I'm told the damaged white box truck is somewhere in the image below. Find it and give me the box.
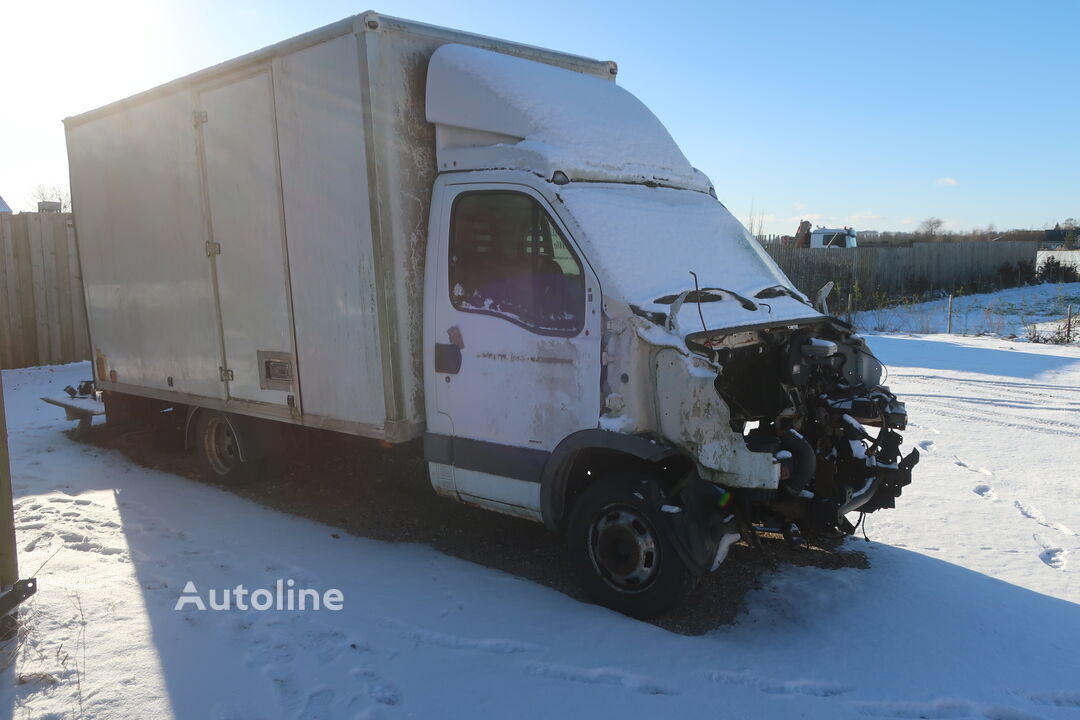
[63,12,918,618]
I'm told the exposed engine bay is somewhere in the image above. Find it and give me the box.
[687,318,920,541]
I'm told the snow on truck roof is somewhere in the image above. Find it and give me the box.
[426,44,710,191]
[63,12,612,128]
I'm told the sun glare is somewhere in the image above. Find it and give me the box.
[1,1,171,209]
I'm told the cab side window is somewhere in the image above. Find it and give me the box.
[449,191,585,335]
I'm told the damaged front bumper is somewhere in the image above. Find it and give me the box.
[664,317,922,542]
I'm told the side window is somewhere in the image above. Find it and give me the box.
[449,191,585,335]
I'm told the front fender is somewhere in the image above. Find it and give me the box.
[540,429,678,531]
[654,348,780,489]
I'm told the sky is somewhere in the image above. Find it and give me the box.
[1,0,1077,235]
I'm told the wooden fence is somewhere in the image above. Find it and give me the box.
[761,240,1038,307]
[0,211,1047,368]
[0,212,91,369]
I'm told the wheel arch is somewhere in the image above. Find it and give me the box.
[183,406,201,452]
[185,407,248,463]
[540,429,686,531]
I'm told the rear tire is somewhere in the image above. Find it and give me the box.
[194,411,262,485]
[566,473,698,619]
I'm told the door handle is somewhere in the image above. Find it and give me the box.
[434,343,462,374]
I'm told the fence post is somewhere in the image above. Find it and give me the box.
[1068,305,1073,343]
[947,294,954,334]
[0,362,18,589]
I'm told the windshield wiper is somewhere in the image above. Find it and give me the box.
[755,284,812,306]
[653,290,722,304]
[654,287,758,312]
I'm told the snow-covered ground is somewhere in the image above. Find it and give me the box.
[2,290,1079,718]
[853,281,1080,341]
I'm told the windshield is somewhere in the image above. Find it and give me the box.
[557,184,799,308]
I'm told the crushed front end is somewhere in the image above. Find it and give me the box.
[687,317,920,540]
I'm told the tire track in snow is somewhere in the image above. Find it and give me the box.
[706,670,853,697]
[901,389,1080,411]
[910,403,1080,440]
[399,626,536,654]
[894,373,1080,393]
[1021,689,1080,708]
[898,371,1080,412]
[896,373,1080,415]
[528,662,675,695]
[853,697,1043,719]
[917,394,1080,431]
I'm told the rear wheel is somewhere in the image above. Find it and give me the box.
[567,473,698,619]
[195,411,262,485]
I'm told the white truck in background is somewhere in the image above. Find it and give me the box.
[810,227,859,249]
[62,11,917,618]
[781,222,858,248]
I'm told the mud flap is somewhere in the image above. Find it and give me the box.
[658,475,741,576]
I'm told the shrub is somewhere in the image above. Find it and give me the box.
[1037,257,1078,284]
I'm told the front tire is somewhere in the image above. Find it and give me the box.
[566,473,698,619]
[194,411,262,485]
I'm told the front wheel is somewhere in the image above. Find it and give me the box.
[566,473,698,619]
[194,411,262,485]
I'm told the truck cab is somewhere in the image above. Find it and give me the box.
[419,46,915,617]
[810,227,858,249]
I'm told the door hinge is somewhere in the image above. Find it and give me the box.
[205,241,221,256]
[193,110,208,126]
[219,366,234,382]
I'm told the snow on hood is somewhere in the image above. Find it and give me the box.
[557,184,823,334]
[425,44,709,190]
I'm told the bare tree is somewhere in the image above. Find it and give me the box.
[28,184,71,212]
[744,202,767,238]
[917,217,944,239]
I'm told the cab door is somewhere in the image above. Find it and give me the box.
[427,183,601,518]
